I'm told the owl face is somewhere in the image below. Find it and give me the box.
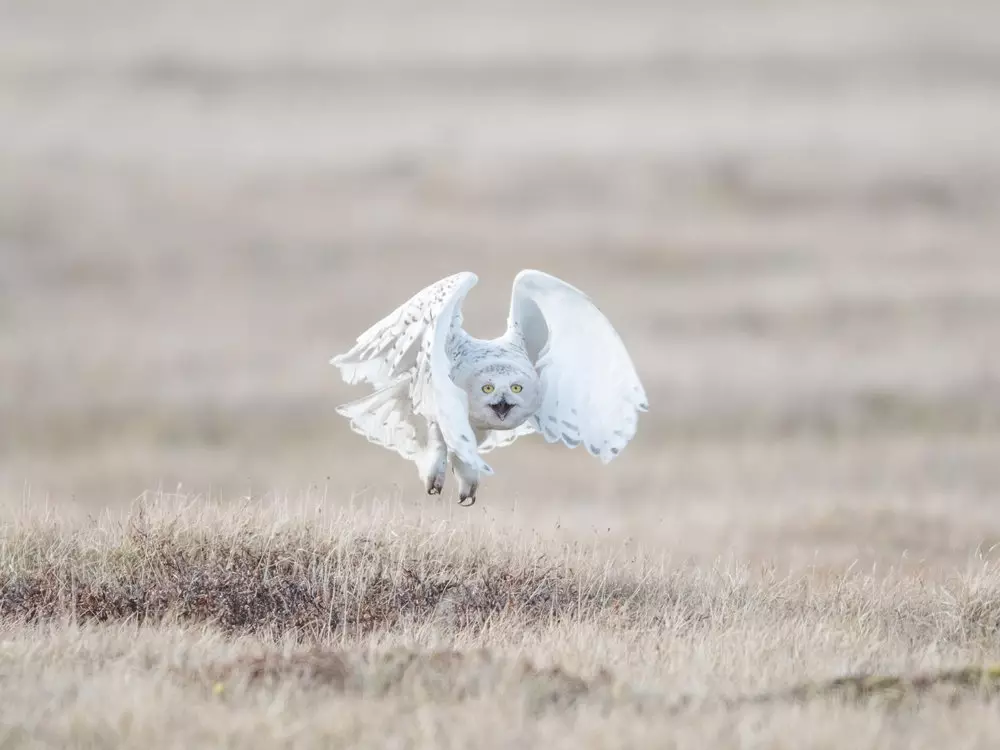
[463,363,540,429]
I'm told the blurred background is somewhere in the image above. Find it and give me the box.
[2,0,998,569]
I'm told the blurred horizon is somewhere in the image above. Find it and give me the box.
[2,0,999,569]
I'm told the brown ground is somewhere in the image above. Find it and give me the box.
[2,0,1000,746]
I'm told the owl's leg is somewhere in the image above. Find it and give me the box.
[417,421,448,495]
[450,453,480,506]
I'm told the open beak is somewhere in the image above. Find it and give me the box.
[490,398,514,421]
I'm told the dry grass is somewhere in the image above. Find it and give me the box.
[3,496,1000,747]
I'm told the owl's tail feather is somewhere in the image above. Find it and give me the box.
[335,375,423,460]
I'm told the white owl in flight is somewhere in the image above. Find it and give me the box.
[330,270,648,505]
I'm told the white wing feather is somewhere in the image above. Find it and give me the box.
[507,269,647,462]
[330,272,492,474]
[334,375,423,459]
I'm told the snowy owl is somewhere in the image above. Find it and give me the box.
[330,270,648,505]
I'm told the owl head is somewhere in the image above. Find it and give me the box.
[461,361,541,429]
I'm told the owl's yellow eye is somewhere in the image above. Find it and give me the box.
[481,384,495,394]
[510,384,523,394]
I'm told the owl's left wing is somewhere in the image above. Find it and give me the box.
[507,269,648,463]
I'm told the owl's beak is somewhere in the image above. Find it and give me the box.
[490,398,514,421]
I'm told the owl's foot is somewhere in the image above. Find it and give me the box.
[425,473,445,495]
[418,430,448,496]
[457,483,478,506]
[450,451,480,507]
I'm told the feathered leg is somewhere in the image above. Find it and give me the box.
[417,420,448,495]
[450,453,480,506]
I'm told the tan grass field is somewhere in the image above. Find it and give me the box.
[2,0,1000,746]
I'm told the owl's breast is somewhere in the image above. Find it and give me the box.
[469,408,533,432]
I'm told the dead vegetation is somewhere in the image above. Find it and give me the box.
[0,505,625,637]
[3,500,1000,746]
[205,647,1000,714]
[4,500,1000,648]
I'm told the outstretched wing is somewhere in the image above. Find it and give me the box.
[331,272,492,474]
[333,375,424,460]
[507,269,648,463]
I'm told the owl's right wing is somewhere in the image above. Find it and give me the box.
[330,272,492,474]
